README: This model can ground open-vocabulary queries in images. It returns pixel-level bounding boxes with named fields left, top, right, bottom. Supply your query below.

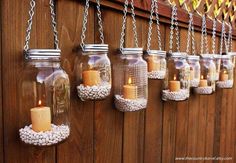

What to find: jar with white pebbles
left=75, top=44, right=112, bottom=101
left=144, top=50, right=166, bottom=79
left=194, top=54, right=216, bottom=95
left=19, top=49, right=70, bottom=146
left=187, top=55, right=200, bottom=87
left=162, top=52, right=190, bottom=101
left=113, top=48, right=148, bottom=112
left=216, top=55, right=234, bottom=89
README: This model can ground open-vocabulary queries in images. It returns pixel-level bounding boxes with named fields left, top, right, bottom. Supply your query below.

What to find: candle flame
left=128, top=77, right=132, bottom=84
left=38, top=100, right=42, bottom=106
left=201, top=75, right=204, bottom=80
left=173, top=74, right=177, bottom=81
left=223, top=70, right=227, bottom=74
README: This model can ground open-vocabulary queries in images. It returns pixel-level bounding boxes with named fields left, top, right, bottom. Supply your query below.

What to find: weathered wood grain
left=56, top=1, right=94, bottom=163
left=0, top=0, right=3, bottom=162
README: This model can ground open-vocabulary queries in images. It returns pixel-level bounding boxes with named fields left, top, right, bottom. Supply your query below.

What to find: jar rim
left=169, top=52, right=187, bottom=58
left=187, top=55, right=200, bottom=60
left=25, top=49, right=61, bottom=61
left=201, top=54, right=214, bottom=59
left=213, top=54, right=221, bottom=59
left=121, top=48, right=143, bottom=55
left=227, top=52, right=236, bottom=56
left=82, top=44, right=109, bottom=52
left=145, top=50, right=166, bottom=57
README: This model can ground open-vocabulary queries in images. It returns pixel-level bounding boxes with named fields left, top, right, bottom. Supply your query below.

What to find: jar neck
left=26, top=60, right=61, bottom=68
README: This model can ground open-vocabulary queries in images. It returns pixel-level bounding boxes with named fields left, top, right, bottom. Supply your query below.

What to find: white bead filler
left=115, top=95, right=147, bottom=112
left=162, top=89, right=189, bottom=101
left=19, top=124, right=70, bottom=146
left=148, top=71, right=166, bottom=79
left=190, top=79, right=200, bottom=87
left=194, top=87, right=213, bottom=95
left=216, top=80, right=233, bottom=88
left=77, top=84, right=111, bottom=101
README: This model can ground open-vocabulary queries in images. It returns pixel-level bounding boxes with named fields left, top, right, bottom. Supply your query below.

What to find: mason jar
left=75, top=44, right=111, bottom=101
left=216, top=55, right=234, bottom=88
left=19, top=49, right=70, bottom=146
left=113, top=48, right=148, bottom=112
left=187, top=55, right=200, bottom=87
left=228, top=52, right=236, bottom=67
left=144, top=50, right=166, bottom=79
left=194, top=54, right=216, bottom=95
left=162, top=52, right=190, bottom=101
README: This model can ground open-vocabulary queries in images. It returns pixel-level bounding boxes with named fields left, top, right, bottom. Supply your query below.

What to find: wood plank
left=123, top=16, right=145, bottom=163
left=2, top=0, right=55, bottom=162
left=143, top=18, right=166, bottom=163
left=94, top=8, right=123, bottom=163
left=175, top=28, right=189, bottom=160
left=56, top=1, right=94, bottom=163
left=0, top=0, right=3, bottom=162
left=232, top=40, right=236, bottom=163
left=161, top=25, right=177, bottom=163
left=186, top=31, right=201, bottom=163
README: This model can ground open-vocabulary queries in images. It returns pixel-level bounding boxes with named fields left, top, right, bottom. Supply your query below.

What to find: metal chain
left=227, top=24, right=233, bottom=52
left=223, top=22, right=229, bottom=53
left=96, top=0, right=104, bottom=44
left=120, top=0, right=129, bottom=50
left=201, top=14, right=209, bottom=54
left=24, top=0, right=36, bottom=51
left=24, top=0, right=60, bottom=51
left=220, top=21, right=228, bottom=54
left=212, top=19, right=216, bottom=54
left=154, top=1, right=162, bottom=50
left=147, top=0, right=162, bottom=51
left=186, top=13, right=192, bottom=54
left=119, top=0, right=139, bottom=50
left=49, top=0, right=59, bottom=49
left=80, top=0, right=105, bottom=49
left=191, top=16, right=196, bottom=55
left=169, top=5, right=180, bottom=53
left=130, top=0, right=139, bottom=48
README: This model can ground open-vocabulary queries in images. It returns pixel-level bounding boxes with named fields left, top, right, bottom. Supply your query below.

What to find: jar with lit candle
left=144, top=50, right=166, bottom=79
left=216, top=55, right=234, bottom=88
left=19, top=49, right=70, bottom=146
left=75, top=44, right=111, bottom=101
left=213, top=54, right=221, bottom=81
left=194, top=54, right=216, bottom=95
left=113, top=48, right=148, bottom=112
left=162, top=52, right=190, bottom=101
left=187, top=55, right=200, bottom=87
left=228, top=52, right=236, bottom=67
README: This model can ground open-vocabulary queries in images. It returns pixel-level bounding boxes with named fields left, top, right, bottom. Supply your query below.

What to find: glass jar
left=144, top=50, right=166, bottom=79
left=194, top=54, right=216, bottom=95
left=113, top=48, right=148, bottom=112
left=75, top=44, right=111, bottom=101
left=162, top=52, right=190, bottom=101
left=213, top=54, right=221, bottom=81
left=228, top=52, right=236, bottom=67
left=216, top=55, right=234, bottom=88
left=19, top=49, right=70, bottom=146
left=187, top=55, right=200, bottom=87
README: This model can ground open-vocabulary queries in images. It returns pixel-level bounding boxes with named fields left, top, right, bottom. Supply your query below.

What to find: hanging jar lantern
left=19, top=0, right=70, bottom=146
left=162, top=52, right=190, bottom=101
left=113, top=0, right=148, bottom=112
left=194, top=54, right=216, bottom=94
left=186, top=13, right=200, bottom=87
left=216, top=55, right=234, bottom=88
left=144, top=0, right=166, bottom=80
left=76, top=0, right=111, bottom=101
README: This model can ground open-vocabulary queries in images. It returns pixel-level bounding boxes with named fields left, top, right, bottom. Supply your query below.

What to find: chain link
left=120, top=0, right=139, bottom=50
left=191, top=16, right=196, bottom=55
left=186, top=13, right=196, bottom=55
left=24, top=0, right=36, bottom=51
left=212, top=19, right=216, bottom=54
left=147, top=0, right=162, bottom=51
left=227, top=24, right=233, bottom=52
left=200, top=14, right=209, bottom=54
left=49, top=0, right=59, bottom=49
left=220, top=21, right=228, bottom=54
left=169, top=5, right=180, bottom=53
left=80, top=0, right=104, bottom=49
left=24, top=0, right=60, bottom=51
